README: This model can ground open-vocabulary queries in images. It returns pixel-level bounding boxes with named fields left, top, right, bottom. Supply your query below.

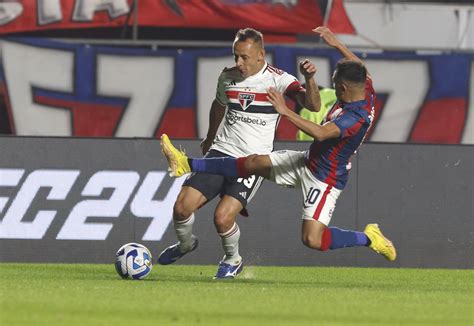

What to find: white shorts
left=268, top=150, right=342, bottom=226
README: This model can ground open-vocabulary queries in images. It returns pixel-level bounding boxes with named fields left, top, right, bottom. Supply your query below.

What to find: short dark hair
left=334, top=59, right=367, bottom=84
left=234, top=28, right=264, bottom=48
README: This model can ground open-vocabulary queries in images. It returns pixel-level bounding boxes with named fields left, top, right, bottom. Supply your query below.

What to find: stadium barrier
left=0, top=137, right=472, bottom=269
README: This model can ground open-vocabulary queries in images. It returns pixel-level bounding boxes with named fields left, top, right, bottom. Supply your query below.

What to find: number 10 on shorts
left=305, top=187, right=320, bottom=206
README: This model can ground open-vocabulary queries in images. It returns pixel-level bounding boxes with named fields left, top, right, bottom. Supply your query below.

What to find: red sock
left=319, top=227, right=332, bottom=251
left=236, top=157, right=250, bottom=178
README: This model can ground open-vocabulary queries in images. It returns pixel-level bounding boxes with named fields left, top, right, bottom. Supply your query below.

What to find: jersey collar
left=340, top=99, right=368, bottom=108
left=247, top=62, right=268, bottom=79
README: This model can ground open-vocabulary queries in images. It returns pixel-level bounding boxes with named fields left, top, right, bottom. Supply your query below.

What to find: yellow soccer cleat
left=364, top=224, right=397, bottom=261
left=160, top=134, right=191, bottom=177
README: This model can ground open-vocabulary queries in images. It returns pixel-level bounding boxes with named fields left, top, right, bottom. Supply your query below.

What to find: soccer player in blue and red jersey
left=160, top=26, right=396, bottom=262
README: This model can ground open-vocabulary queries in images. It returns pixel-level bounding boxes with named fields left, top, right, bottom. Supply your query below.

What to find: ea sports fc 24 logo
left=226, top=110, right=266, bottom=126
left=0, top=169, right=183, bottom=241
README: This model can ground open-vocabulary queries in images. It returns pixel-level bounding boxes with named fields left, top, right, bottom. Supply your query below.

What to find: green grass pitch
left=1, top=264, right=472, bottom=326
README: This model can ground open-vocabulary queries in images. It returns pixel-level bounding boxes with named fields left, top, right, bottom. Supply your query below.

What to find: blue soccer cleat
left=157, top=237, right=198, bottom=265
left=214, top=260, right=243, bottom=279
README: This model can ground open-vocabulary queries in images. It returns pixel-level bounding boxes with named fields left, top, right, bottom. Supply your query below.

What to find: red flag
left=326, top=0, right=356, bottom=34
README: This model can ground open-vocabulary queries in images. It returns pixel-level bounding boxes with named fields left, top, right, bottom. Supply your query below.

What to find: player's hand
left=299, top=59, right=316, bottom=79
left=267, top=87, right=289, bottom=116
left=200, top=137, right=213, bottom=155
left=313, top=26, right=339, bottom=48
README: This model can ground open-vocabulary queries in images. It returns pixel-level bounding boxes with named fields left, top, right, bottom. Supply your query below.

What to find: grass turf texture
left=1, top=264, right=472, bottom=326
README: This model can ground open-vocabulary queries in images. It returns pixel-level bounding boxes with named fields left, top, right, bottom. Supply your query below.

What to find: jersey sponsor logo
left=0, top=168, right=183, bottom=241
left=239, top=191, right=247, bottom=199
left=238, top=93, right=255, bottom=110
left=226, top=110, right=267, bottom=126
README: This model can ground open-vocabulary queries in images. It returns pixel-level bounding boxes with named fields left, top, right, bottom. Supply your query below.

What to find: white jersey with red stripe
left=211, top=62, right=303, bottom=157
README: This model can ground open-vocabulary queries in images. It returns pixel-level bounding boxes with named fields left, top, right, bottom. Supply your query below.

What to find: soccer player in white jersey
left=157, top=28, right=320, bottom=278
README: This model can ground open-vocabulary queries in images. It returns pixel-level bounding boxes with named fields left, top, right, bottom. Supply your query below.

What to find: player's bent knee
left=301, top=234, right=324, bottom=251
left=213, top=211, right=236, bottom=231
left=243, top=154, right=260, bottom=171
left=173, top=200, right=194, bottom=221
left=244, top=154, right=271, bottom=178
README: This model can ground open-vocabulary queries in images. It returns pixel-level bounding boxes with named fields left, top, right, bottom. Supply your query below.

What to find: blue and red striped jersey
left=306, top=77, right=376, bottom=189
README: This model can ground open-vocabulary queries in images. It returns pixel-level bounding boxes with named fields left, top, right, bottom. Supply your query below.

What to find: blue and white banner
left=0, top=37, right=473, bottom=144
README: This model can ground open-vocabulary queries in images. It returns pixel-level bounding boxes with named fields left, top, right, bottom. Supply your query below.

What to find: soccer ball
left=115, top=243, right=153, bottom=280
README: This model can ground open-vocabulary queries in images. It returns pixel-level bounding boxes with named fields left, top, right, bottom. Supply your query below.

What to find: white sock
left=219, top=223, right=242, bottom=265
left=174, top=214, right=195, bottom=252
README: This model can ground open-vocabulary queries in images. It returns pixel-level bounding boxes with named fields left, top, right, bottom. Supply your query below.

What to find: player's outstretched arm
left=313, top=26, right=363, bottom=64
left=267, top=87, right=340, bottom=141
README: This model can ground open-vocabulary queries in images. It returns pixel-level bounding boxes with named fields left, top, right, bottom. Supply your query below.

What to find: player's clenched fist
left=299, top=59, right=316, bottom=79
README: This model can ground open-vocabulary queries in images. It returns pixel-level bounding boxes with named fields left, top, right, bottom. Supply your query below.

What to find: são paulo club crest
left=238, top=93, right=255, bottom=110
